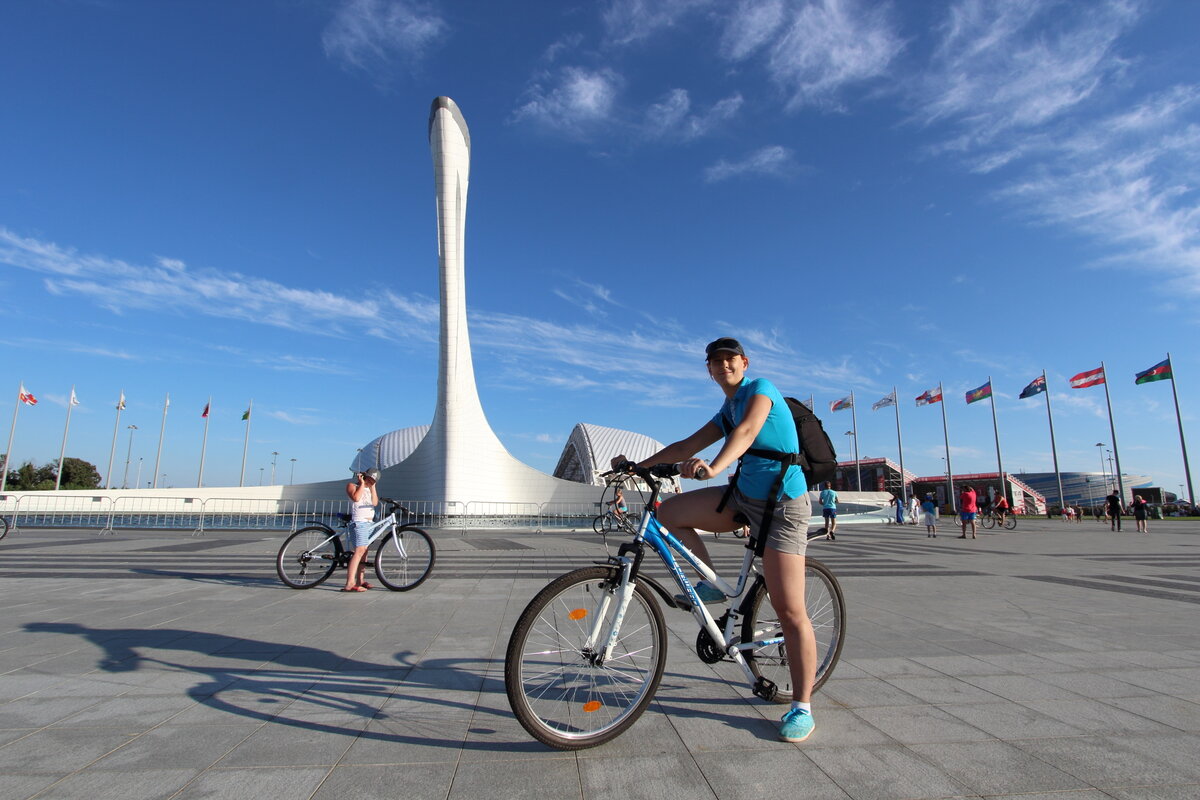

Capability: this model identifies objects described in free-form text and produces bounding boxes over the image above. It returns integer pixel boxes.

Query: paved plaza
[1,516,1198,799]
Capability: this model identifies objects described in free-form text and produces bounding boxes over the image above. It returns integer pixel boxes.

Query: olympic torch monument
[367,98,599,505]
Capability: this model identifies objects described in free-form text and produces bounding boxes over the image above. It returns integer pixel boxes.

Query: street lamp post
[1086,476,1095,518]
[1095,443,1107,489]
[289,458,297,484]
[259,467,265,486]
[1106,450,1116,496]
[135,457,143,489]
[270,451,279,486]
[121,425,138,489]
[843,430,859,490]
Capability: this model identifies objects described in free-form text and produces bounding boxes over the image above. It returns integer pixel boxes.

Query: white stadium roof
[552,423,666,486]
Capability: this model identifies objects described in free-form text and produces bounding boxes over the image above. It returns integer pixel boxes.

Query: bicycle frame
[593,471,784,696]
[308,511,406,557]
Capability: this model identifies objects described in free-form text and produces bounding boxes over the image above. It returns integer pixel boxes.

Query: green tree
[3,458,101,490]
[58,457,102,490]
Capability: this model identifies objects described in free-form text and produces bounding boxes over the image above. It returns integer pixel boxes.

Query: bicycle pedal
[753,676,778,702]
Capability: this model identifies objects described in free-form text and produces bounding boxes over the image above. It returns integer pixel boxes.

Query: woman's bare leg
[761,548,816,703]
[656,487,741,568]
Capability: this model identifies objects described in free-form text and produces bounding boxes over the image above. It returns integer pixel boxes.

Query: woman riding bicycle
[607,486,628,521]
[343,468,380,592]
[612,337,818,743]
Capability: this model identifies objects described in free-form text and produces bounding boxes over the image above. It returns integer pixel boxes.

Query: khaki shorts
[728,489,812,556]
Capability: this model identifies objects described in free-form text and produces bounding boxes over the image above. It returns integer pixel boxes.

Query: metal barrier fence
[0,493,607,535]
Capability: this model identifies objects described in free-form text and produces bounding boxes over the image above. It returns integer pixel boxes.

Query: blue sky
[2,0,1198,495]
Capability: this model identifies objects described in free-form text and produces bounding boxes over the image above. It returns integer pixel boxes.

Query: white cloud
[643,89,743,140]
[704,145,798,182]
[723,0,905,110]
[602,0,714,46]
[322,0,447,80]
[512,67,622,136]
[0,226,439,341]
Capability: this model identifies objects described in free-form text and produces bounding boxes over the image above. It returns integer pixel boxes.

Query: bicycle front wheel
[0,516,9,540]
[1004,516,1017,530]
[373,526,436,591]
[741,558,846,702]
[276,526,339,589]
[505,566,667,750]
[981,514,996,529]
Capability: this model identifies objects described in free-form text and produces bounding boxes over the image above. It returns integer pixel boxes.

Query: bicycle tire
[276,526,340,589]
[0,516,9,540]
[741,558,846,702]
[1003,516,1017,530]
[505,566,667,750]
[980,513,996,530]
[373,526,436,591]
[593,515,608,535]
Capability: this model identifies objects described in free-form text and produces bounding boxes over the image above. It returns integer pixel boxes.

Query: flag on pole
[1070,366,1106,388]
[201,402,210,418]
[1135,359,1172,385]
[117,392,126,410]
[830,395,853,412]
[872,391,897,411]
[69,388,80,406]
[915,387,942,406]
[1019,375,1047,399]
[242,407,251,420]
[965,381,992,404]
[164,393,171,409]
[18,384,37,406]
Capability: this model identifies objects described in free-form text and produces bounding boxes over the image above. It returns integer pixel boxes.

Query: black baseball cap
[705,337,745,359]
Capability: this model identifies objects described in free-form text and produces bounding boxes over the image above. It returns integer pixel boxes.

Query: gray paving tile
[0,773,61,800]
[1020,698,1177,735]
[449,757,582,800]
[89,723,259,770]
[173,766,330,798]
[802,743,972,800]
[883,675,1007,704]
[578,753,716,800]
[908,739,1087,795]
[340,717,467,764]
[312,763,459,800]
[25,768,199,800]
[0,728,137,774]
[1105,695,1200,731]
[1102,786,1200,800]
[817,678,925,709]
[935,700,1083,739]
[852,704,993,744]
[696,748,852,799]
[1009,735,1198,787]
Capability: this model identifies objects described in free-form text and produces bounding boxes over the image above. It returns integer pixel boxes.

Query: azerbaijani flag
[1135,358,1172,385]
[965,381,992,404]
[1019,375,1046,399]
[915,387,942,406]
[830,395,853,412]
[1070,366,1106,389]
[242,408,251,421]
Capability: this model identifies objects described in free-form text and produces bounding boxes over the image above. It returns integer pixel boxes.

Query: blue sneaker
[779,708,814,742]
[673,580,725,608]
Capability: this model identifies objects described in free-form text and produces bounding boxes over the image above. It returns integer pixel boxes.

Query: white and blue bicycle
[275,499,435,592]
[505,463,845,749]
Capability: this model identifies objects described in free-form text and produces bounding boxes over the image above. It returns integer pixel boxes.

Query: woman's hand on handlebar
[678,458,712,481]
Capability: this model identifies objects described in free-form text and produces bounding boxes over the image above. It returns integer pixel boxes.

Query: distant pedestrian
[907,495,920,525]
[1130,494,1149,534]
[1106,490,1124,532]
[1074,504,1083,523]
[921,494,938,537]
[959,485,978,539]
[890,493,905,525]
[819,482,838,540]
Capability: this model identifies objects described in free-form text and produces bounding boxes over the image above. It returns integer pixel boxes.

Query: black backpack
[717,397,838,553]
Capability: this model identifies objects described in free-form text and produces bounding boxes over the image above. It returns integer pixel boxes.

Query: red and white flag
[18,384,37,406]
[1070,366,1106,389]
[915,387,943,406]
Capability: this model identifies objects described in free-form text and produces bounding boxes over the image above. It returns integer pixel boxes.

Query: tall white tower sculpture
[375,97,597,504]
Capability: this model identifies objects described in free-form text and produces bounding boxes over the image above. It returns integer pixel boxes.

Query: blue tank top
[711,377,807,501]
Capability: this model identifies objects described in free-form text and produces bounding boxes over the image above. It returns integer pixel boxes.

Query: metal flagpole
[153,393,169,489]
[1100,361,1125,503]
[892,388,907,503]
[1041,370,1065,510]
[2,384,22,492]
[55,386,78,490]
[1165,354,1194,508]
[939,382,956,512]
[988,376,1006,502]
[198,397,211,488]
[239,399,253,487]
[806,394,815,412]
[850,391,861,491]
[105,392,124,490]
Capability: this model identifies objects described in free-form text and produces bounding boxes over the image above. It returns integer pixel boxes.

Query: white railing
[0,493,605,535]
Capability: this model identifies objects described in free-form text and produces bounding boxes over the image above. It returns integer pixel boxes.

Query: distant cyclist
[993,493,1010,527]
[607,486,628,521]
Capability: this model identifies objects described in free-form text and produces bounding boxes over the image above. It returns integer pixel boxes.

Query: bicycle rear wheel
[505,566,667,750]
[0,516,9,540]
[276,526,340,588]
[981,514,996,529]
[740,558,846,702]
[373,526,436,591]
[1003,516,1017,530]
[592,514,608,535]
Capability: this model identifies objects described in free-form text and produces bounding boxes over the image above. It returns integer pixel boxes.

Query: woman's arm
[704,393,771,475]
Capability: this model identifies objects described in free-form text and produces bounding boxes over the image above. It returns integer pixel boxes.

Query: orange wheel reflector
[583,700,602,712]
[568,608,588,620]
